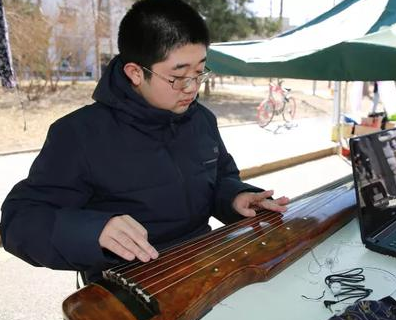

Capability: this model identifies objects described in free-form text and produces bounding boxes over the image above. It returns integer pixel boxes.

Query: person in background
[0,0,289,283]
[371,81,380,114]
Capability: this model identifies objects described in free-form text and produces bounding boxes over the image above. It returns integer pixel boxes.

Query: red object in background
[342,147,350,158]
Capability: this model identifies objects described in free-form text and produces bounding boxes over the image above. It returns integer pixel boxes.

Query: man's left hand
[232,190,289,217]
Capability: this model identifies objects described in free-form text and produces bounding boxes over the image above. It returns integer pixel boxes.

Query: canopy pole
[332,81,342,125]
[331,81,343,150]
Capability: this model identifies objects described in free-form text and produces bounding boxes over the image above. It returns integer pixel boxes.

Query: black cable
[324,268,365,286]
[323,268,373,311]
[301,290,325,301]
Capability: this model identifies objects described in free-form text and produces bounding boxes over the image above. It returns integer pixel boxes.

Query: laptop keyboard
[389,239,396,248]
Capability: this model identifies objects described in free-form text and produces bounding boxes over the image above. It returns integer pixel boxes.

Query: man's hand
[99,215,159,262]
[232,190,290,217]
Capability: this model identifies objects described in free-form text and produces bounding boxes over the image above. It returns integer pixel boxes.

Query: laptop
[350,128,396,257]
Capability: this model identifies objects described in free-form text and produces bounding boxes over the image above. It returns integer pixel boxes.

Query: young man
[1,0,289,282]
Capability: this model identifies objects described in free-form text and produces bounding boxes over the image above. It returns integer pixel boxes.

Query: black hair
[118,0,210,74]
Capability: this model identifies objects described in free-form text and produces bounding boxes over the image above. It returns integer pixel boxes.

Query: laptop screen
[350,128,396,241]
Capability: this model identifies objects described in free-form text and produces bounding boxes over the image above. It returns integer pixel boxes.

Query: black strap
[76,271,88,289]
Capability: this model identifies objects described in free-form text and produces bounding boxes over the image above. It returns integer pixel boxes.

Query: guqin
[63,175,356,320]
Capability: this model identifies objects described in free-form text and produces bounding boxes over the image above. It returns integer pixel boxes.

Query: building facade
[34,0,131,80]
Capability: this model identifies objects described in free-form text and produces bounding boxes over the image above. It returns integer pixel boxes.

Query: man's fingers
[103,237,136,261]
[238,207,257,217]
[131,233,159,260]
[122,215,148,239]
[261,199,288,213]
[116,221,158,260]
[101,229,157,262]
[275,196,290,206]
[233,191,289,217]
[99,215,159,262]
[252,190,274,202]
[115,230,152,262]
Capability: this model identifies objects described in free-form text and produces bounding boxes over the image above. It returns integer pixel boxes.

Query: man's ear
[123,62,143,86]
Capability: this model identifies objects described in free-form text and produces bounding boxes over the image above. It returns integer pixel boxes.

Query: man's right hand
[99,215,159,262]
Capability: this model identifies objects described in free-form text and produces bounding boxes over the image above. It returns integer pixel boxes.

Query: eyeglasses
[140,65,212,90]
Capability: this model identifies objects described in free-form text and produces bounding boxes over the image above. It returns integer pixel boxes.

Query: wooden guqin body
[63,175,356,320]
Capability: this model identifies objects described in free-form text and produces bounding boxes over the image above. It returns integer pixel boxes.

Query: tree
[257,17,282,38]
[184,0,256,42]
[4,0,52,100]
[183,0,258,95]
[53,1,95,84]
[279,0,283,19]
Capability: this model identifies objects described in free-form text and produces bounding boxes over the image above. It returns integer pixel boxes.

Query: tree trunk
[204,81,210,96]
[279,0,283,19]
[91,0,101,81]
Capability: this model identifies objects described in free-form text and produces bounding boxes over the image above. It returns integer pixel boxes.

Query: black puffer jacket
[1,56,260,280]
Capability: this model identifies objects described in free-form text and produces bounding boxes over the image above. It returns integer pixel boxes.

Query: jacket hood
[92,55,197,129]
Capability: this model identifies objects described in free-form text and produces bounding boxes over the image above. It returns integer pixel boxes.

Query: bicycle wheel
[257,99,275,127]
[282,97,296,122]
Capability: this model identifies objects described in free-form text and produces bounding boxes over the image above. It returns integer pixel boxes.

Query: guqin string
[104,180,353,298]
[107,192,315,276]
[147,185,348,296]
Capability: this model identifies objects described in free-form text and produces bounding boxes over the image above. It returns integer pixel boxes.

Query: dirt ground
[0,78,376,154]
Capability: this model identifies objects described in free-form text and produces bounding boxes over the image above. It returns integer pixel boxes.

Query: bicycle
[256,79,297,128]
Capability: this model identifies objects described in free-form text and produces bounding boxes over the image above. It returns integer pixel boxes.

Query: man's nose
[182,78,200,93]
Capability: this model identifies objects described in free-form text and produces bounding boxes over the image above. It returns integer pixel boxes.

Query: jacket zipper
[166,120,192,217]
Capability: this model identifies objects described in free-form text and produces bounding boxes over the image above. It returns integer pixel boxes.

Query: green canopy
[207,0,396,80]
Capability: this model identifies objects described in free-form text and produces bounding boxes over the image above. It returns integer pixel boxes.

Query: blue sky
[248,0,342,26]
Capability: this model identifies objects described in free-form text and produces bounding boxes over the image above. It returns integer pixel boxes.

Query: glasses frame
[140,65,212,90]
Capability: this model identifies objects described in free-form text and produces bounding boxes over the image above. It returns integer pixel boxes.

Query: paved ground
[0,116,353,320]
[221,117,337,176]
[0,117,338,208]
[0,80,335,154]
